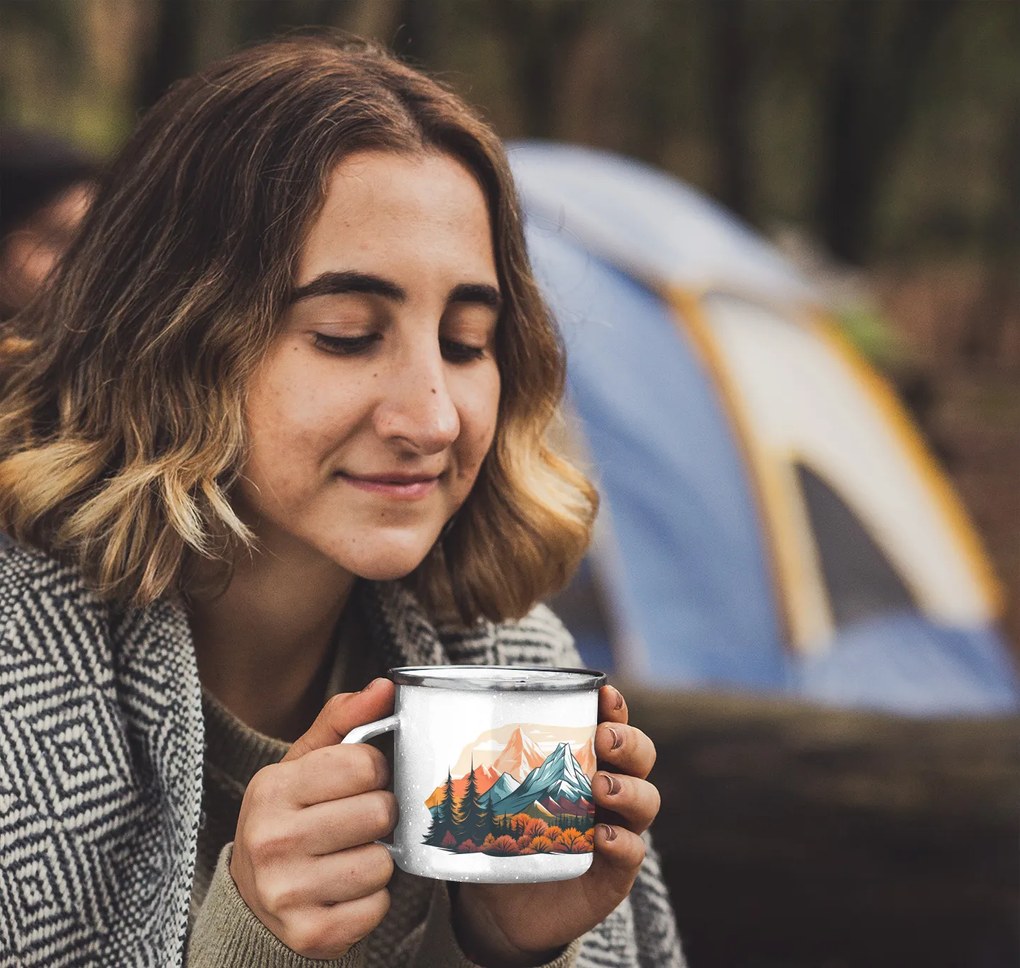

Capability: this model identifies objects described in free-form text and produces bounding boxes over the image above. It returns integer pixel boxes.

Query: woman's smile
[334,470,442,500]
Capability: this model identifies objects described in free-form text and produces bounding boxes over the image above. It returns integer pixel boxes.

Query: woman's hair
[0,33,596,624]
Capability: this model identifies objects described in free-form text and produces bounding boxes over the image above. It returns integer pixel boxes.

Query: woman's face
[238,149,502,581]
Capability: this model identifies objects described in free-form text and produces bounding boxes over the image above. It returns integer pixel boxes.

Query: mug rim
[389,665,607,692]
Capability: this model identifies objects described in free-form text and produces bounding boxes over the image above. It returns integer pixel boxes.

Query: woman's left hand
[452,684,660,967]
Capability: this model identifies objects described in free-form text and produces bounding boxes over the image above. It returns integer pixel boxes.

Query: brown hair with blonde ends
[0,33,596,624]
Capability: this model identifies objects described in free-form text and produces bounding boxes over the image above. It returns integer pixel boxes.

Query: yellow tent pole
[805,311,1005,619]
[665,285,826,653]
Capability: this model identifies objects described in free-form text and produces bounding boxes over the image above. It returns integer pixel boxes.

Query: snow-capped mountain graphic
[450,723,595,777]
[423,724,597,856]
[490,726,546,782]
[480,771,520,807]
[489,742,593,819]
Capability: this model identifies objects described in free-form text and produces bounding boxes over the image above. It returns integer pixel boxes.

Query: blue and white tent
[509,141,1019,716]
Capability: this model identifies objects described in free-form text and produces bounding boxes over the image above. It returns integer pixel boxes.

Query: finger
[298,790,399,855]
[593,772,660,835]
[598,684,629,725]
[284,678,395,762]
[595,721,657,778]
[586,823,646,897]
[310,842,395,903]
[287,743,390,807]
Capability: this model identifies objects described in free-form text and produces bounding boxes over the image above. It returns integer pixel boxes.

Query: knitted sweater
[0,543,684,967]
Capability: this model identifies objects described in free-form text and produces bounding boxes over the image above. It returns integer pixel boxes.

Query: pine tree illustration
[450,766,467,840]
[460,756,490,845]
[424,768,457,846]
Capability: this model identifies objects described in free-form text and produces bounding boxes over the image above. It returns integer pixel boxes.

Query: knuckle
[245,820,296,863]
[367,843,395,886]
[247,765,280,806]
[347,890,391,944]
[285,917,339,960]
[261,878,302,915]
[367,791,398,836]
[328,743,388,792]
[324,692,348,723]
[363,745,391,788]
[642,732,658,771]
[351,743,388,789]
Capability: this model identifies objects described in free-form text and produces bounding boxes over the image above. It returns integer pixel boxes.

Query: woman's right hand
[229,678,398,959]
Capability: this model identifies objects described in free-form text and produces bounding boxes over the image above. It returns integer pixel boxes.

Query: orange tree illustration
[482,834,522,856]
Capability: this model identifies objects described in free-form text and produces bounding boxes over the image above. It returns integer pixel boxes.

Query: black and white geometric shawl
[0,543,684,967]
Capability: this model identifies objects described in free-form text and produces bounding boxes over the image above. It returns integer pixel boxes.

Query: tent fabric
[509,140,816,306]
[508,140,1020,715]
[525,224,786,688]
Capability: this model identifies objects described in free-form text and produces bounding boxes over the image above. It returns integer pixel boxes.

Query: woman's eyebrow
[449,283,502,311]
[290,270,406,303]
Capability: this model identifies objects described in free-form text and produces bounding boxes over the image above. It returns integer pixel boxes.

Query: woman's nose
[374,353,460,453]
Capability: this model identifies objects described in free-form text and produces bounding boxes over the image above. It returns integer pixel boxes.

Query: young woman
[0,34,683,968]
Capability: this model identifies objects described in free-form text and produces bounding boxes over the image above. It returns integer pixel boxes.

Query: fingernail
[607,726,622,750]
[360,679,376,693]
[598,823,617,842]
[600,772,619,796]
[611,686,624,711]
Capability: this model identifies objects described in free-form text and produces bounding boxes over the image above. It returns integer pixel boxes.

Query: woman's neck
[187,540,356,741]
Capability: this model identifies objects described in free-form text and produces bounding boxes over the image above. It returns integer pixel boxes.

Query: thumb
[282,677,395,762]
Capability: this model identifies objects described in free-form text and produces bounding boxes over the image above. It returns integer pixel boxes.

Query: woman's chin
[337,540,438,583]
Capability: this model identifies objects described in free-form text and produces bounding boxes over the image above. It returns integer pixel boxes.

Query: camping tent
[508,141,1019,715]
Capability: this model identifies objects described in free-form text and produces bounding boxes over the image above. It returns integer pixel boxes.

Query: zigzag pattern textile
[0,543,684,967]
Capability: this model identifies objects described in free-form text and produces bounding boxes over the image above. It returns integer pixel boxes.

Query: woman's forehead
[292,150,498,292]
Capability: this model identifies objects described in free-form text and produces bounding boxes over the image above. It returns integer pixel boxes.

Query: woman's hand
[453,684,660,967]
[229,679,397,960]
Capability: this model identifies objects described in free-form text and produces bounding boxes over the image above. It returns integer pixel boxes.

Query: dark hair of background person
[0,32,597,625]
[0,126,97,319]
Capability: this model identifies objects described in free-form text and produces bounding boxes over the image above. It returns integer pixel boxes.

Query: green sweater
[185,654,579,968]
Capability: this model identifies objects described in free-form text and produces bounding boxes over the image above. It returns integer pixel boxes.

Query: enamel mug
[342,665,606,883]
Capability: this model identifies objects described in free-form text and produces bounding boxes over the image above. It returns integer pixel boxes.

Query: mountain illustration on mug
[423,724,596,855]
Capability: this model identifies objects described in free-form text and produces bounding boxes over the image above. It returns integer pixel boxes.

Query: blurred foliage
[836,305,905,370]
[2,0,1018,272]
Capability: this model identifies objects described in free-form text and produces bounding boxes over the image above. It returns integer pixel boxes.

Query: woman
[0,34,683,968]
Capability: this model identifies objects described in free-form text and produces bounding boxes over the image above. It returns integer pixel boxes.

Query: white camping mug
[342,665,606,883]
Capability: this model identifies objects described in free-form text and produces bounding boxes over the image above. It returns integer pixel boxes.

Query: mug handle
[342,714,400,746]
[340,714,401,856]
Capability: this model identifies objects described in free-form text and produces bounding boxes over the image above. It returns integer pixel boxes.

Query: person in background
[0,34,683,968]
[0,126,96,319]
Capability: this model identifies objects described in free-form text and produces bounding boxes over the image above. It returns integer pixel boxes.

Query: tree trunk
[701,0,754,219]
[136,0,200,111]
[816,0,959,264]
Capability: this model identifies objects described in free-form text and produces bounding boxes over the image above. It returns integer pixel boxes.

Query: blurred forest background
[3,0,1017,653]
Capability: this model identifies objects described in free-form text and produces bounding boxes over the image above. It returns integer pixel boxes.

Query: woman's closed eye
[313,331,487,364]
[440,339,487,364]
[313,332,381,355]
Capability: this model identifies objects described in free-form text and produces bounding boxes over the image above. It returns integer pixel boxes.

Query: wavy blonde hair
[0,34,596,624]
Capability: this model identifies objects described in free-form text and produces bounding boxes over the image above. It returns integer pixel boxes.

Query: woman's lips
[336,472,440,500]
